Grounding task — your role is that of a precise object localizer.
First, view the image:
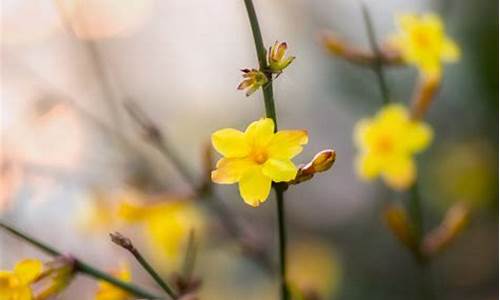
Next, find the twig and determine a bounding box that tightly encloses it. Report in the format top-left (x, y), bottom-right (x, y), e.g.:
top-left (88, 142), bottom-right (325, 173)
top-left (360, 3), bottom-right (391, 105)
top-left (0, 222), bottom-right (161, 299)
top-left (110, 232), bottom-right (178, 299)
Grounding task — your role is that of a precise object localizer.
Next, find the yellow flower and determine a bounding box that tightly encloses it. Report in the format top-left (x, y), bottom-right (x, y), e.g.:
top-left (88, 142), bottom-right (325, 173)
top-left (211, 118), bottom-right (308, 206)
top-left (118, 199), bottom-right (204, 264)
top-left (389, 13), bottom-right (460, 77)
top-left (288, 239), bottom-right (341, 299)
top-left (95, 263), bottom-right (132, 300)
top-left (0, 259), bottom-right (43, 300)
top-left (354, 104), bottom-right (433, 190)
top-left (268, 41), bottom-right (295, 74)
top-left (237, 69), bottom-right (268, 96)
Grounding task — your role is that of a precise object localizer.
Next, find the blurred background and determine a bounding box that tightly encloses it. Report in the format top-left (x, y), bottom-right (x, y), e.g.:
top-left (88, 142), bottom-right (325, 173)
top-left (1, 0), bottom-right (498, 299)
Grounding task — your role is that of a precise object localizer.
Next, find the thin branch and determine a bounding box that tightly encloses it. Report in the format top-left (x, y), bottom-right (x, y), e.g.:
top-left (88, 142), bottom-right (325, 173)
top-left (0, 222), bottom-right (161, 299)
top-left (110, 232), bottom-right (178, 299)
top-left (360, 3), bottom-right (392, 105)
top-left (243, 0), bottom-right (277, 125)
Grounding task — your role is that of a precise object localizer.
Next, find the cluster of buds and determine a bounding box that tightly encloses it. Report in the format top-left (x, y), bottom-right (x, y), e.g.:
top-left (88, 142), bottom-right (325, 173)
top-left (289, 149), bottom-right (336, 185)
top-left (238, 41), bottom-right (295, 96)
top-left (383, 202), bottom-right (470, 260)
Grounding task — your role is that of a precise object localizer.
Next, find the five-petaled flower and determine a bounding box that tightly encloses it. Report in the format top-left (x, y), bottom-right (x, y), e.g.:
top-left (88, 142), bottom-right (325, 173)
top-left (268, 41), bottom-right (295, 75)
top-left (354, 104), bottom-right (433, 190)
top-left (237, 68), bottom-right (268, 96)
top-left (0, 259), bottom-right (42, 300)
top-left (211, 118), bottom-right (308, 207)
top-left (95, 263), bottom-right (132, 300)
top-left (389, 13), bottom-right (460, 78)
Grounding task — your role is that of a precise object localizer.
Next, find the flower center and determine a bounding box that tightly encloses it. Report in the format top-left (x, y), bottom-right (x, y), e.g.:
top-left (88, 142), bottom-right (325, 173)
top-left (375, 135), bottom-right (394, 154)
top-left (252, 151), bottom-right (268, 165)
top-left (413, 30), bottom-right (431, 49)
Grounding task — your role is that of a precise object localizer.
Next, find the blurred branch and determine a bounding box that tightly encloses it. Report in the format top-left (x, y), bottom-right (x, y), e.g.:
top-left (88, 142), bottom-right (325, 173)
top-left (181, 230), bottom-right (197, 281)
top-left (360, 3), bottom-right (391, 104)
top-left (0, 222), bottom-right (161, 299)
top-left (52, 0), bottom-right (123, 135)
top-left (319, 31), bottom-right (403, 67)
top-left (110, 232), bottom-right (178, 299)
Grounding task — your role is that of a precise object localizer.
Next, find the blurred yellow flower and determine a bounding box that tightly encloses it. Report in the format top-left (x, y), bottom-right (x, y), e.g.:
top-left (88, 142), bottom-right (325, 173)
top-left (118, 199), bottom-right (204, 264)
top-left (389, 13), bottom-right (460, 77)
top-left (95, 263), bottom-right (132, 300)
top-left (211, 118), bottom-right (308, 206)
top-left (268, 41), bottom-right (295, 74)
top-left (288, 239), bottom-right (341, 299)
top-left (77, 190), bottom-right (119, 233)
top-left (354, 104), bottom-right (433, 190)
top-left (237, 69), bottom-right (268, 96)
top-left (430, 141), bottom-right (496, 209)
top-left (0, 259), bottom-right (42, 300)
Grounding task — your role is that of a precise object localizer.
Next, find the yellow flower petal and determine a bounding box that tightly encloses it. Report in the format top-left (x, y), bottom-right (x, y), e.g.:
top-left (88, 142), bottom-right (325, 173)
top-left (267, 130), bottom-right (308, 159)
top-left (14, 259), bottom-right (42, 284)
top-left (117, 201), bottom-right (148, 222)
top-left (244, 118), bottom-right (275, 148)
top-left (397, 13), bottom-right (418, 32)
top-left (441, 38), bottom-right (460, 62)
top-left (422, 13), bottom-right (443, 32)
top-left (95, 263), bottom-right (131, 300)
top-left (238, 167), bottom-right (272, 207)
top-left (406, 122), bottom-right (433, 152)
top-left (353, 119), bottom-right (374, 149)
top-left (262, 158), bottom-right (298, 182)
top-left (381, 156), bottom-right (416, 190)
top-left (211, 158), bottom-right (256, 184)
top-left (356, 152), bottom-right (381, 180)
top-left (211, 128), bottom-right (250, 158)
top-left (377, 104), bottom-right (408, 125)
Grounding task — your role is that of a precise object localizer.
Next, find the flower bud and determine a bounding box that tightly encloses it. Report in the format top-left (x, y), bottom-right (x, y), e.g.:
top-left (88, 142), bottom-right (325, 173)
top-left (289, 149), bottom-right (336, 185)
top-left (310, 150), bottom-right (336, 173)
top-left (36, 256), bottom-right (76, 300)
top-left (237, 68), bottom-right (268, 96)
top-left (422, 202), bottom-right (469, 256)
top-left (383, 203), bottom-right (417, 250)
top-left (411, 73), bottom-right (441, 120)
top-left (268, 41), bottom-right (295, 74)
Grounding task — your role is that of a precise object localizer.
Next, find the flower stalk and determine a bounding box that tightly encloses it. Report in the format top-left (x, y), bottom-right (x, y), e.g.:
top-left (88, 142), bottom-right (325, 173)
top-left (0, 222), bottom-right (161, 299)
top-left (242, 0), bottom-right (289, 299)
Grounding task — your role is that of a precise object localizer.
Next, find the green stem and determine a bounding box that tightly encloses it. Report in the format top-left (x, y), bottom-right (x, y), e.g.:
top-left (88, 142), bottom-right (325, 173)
top-left (0, 222), bottom-right (161, 299)
top-left (275, 186), bottom-right (289, 300)
top-left (409, 183), bottom-right (423, 247)
top-left (243, 0), bottom-right (277, 125)
top-left (361, 3), bottom-right (391, 105)
top-left (129, 248), bottom-right (178, 299)
top-left (242, 1), bottom-right (288, 299)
